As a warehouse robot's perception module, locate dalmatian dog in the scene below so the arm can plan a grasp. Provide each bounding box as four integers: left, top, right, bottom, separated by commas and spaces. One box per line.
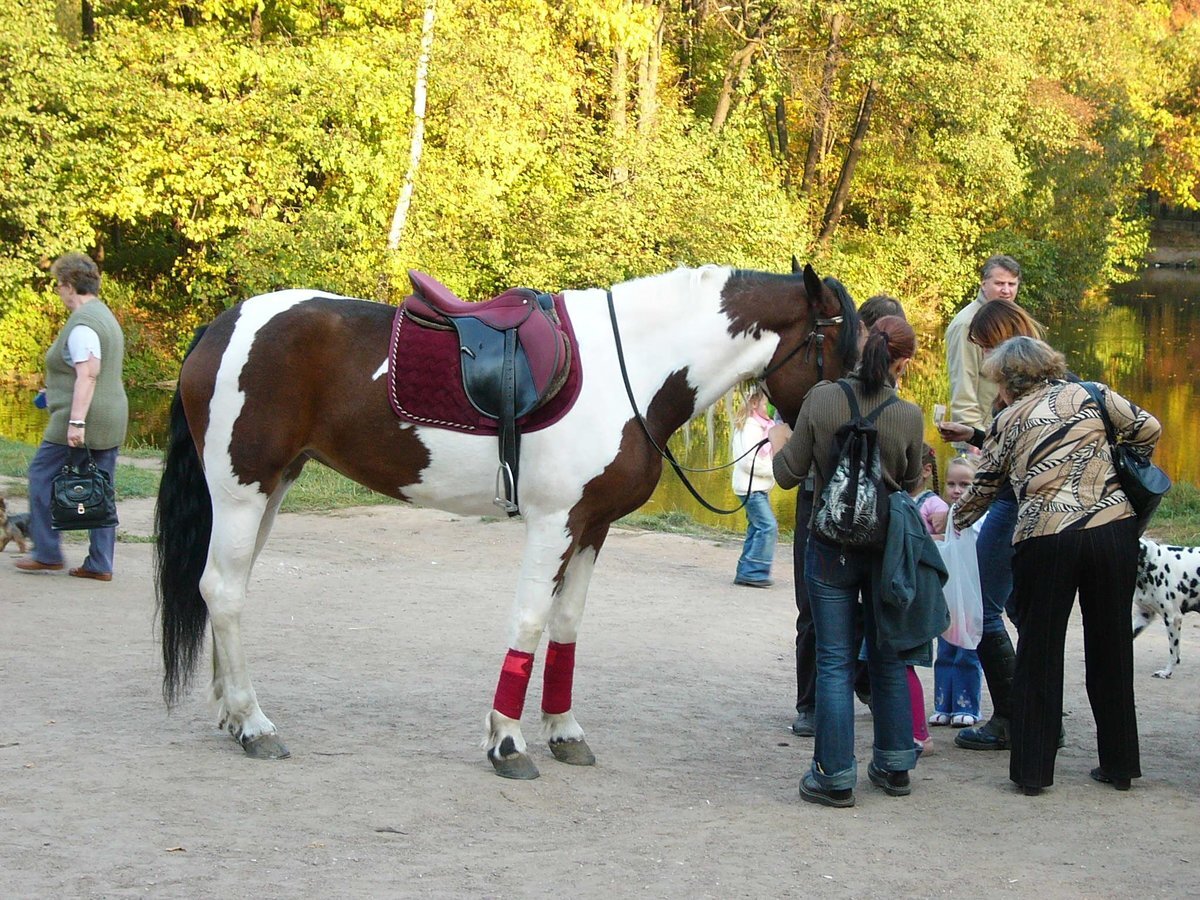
1132, 538, 1200, 678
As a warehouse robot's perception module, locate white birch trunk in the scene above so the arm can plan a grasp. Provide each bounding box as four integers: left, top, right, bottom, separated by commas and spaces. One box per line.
387, 0, 437, 252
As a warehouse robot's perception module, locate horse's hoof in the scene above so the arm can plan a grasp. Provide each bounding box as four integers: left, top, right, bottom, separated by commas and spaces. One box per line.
549, 738, 595, 766
242, 733, 291, 760
490, 751, 540, 780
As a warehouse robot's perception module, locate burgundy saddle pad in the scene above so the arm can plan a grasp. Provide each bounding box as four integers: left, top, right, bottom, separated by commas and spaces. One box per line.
387, 292, 583, 435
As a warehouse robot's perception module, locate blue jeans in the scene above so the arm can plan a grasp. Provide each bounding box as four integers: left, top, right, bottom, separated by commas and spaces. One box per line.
933, 637, 982, 717
977, 486, 1018, 635
735, 490, 777, 583
805, 538, 918, 790
26, 441, 119, 574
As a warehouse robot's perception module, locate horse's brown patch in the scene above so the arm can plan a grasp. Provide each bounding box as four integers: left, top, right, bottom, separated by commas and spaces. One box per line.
720, 271, 812, 338
179, 306, 241, 461
225, 297, 430, 497
557, 368, 699, 584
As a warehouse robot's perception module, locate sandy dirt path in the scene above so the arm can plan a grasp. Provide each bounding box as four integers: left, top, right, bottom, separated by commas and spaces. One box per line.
1, 497, 1198, 898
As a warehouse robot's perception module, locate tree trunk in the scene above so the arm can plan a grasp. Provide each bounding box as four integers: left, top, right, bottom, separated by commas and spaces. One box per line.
250, 5, 262, 44
801, 11, 843, 194
81, 0, 95, 39
710, 40, 757, 133
386, 0, 437, 253
636, 1, 665, 135
611, 42, 628, 182
817, 79, 879, 245
775, 95, 789, 158
760, 96, 777, 157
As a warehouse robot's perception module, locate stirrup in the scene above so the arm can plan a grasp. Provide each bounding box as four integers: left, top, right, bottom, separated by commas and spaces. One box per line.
493, 463, 518, 513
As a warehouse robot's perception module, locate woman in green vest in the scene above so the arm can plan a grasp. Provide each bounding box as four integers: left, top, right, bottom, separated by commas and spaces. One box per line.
15, 251, 127, 582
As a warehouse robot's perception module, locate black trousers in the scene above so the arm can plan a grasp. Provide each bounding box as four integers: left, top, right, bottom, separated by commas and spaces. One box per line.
1008, 517, 1141, 789
795, 489, 869, 713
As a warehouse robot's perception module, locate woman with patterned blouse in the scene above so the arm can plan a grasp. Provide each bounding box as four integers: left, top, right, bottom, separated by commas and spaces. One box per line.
952, 337, 1161, 796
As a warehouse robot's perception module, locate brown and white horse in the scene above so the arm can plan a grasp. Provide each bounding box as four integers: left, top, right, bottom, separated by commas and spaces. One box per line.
155, 262, 860, 778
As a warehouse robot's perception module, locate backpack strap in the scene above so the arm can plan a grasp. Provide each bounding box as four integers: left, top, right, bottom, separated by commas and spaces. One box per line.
836, 378, 899, 422
835, 379, 861, 419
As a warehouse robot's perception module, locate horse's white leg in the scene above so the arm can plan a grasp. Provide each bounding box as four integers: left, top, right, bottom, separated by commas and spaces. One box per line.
484, 514, 573, 779
203, 490, 289, 759
541, 542, 600, 766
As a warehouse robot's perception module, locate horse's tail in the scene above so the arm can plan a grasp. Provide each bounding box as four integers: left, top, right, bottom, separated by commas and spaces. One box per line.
155, 328, 212, 707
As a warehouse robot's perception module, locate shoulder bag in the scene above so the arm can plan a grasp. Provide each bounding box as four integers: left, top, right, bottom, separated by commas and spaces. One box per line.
50, 449, 119, 531
1080, 382, 1170, 531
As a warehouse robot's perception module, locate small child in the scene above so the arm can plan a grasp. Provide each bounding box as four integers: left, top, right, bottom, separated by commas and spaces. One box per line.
906, 444, 947, 754
731, 387, 778, 588
928, 456, 984, 729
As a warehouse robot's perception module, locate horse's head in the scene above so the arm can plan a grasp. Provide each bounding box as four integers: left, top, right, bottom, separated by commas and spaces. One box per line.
739, 260, 860, 426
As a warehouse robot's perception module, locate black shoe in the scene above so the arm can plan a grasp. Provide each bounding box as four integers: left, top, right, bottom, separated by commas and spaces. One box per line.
790, 710, 815, 737
867, 762, 911, 797
799, 773, 855, 808
1020, 784, 1043, 796
1090, 767, 1131, 791
955, 716, 1009, 750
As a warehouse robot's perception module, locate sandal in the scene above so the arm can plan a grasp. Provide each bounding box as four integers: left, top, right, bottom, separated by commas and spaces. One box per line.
928, 712, 952, 726
950, 713, 979, 728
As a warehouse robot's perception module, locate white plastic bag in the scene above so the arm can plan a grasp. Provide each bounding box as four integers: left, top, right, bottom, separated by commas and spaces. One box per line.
936, 514, 983, 649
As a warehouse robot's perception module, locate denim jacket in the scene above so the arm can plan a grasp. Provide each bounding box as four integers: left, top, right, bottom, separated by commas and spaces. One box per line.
873, 492, 950, 661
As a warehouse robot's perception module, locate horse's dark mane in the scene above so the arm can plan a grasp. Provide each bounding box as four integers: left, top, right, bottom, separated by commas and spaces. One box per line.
821, 276, 862, 371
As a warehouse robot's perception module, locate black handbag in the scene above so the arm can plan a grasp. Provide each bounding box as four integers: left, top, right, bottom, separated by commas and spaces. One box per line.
50, 449, 119, 531
1080, 382, 1170, 530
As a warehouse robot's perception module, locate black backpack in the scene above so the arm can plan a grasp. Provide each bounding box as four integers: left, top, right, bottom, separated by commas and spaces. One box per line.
812, 380, 899, 550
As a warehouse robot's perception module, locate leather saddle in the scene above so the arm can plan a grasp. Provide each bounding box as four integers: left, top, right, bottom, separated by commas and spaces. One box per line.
403, 270, 572, 514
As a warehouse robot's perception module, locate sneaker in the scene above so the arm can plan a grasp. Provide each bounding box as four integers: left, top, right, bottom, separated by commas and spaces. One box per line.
734, 577, 773, 588
955, 716, 1009, 750
799, 773, 855, 808
867, 762, 911, 797
928, 712, 952, 727
950, 713, 978, 728
790, 710, 815, 737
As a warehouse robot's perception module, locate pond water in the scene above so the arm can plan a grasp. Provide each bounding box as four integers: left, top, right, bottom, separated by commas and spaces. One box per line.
1, 269, 1196, 532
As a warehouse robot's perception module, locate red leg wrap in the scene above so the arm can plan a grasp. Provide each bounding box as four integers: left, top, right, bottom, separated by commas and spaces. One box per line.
493, 649, 535, 720
542, 641, 576, 716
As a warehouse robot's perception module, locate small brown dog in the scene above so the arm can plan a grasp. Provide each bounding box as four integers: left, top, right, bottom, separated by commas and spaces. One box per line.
0, 497, 33, 554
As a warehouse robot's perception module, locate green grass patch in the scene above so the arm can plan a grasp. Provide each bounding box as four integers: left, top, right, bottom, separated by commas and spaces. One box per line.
1146, 481, 1200, 546
0, 436, 161, 499
279, 464, 398, 512
616, 510, 743, 540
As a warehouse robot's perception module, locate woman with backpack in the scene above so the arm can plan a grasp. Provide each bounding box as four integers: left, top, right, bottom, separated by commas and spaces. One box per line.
769, 315, 925, 808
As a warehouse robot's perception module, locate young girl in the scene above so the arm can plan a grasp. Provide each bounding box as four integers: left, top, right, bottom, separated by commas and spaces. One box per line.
928, 456, 984, 728
906, 444, 948, 753
731, 387, 778, 588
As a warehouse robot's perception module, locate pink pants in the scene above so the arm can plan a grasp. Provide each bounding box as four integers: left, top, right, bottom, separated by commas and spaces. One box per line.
908, 666, 929, 742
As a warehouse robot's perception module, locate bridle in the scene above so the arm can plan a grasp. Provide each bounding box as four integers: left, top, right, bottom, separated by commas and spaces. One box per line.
605, 290, 842, 516
759, 312, 845, 406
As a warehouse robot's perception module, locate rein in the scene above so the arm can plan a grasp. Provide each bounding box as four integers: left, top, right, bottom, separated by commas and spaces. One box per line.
605, 290, 831, 516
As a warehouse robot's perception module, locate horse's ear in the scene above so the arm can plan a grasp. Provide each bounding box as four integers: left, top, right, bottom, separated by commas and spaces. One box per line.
802, 263, 839, 317
791, 255, 802, 274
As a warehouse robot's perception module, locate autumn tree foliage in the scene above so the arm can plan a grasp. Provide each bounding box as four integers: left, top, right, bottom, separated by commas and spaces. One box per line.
1, 0, 1197, 379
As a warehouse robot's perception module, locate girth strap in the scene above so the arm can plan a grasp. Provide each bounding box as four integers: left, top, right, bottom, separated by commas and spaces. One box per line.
497, 327, 520, 515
